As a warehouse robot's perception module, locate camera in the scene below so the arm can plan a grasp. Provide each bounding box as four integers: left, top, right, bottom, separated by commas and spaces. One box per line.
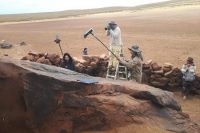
104, 25, 111, 31
54, 34, 61, 44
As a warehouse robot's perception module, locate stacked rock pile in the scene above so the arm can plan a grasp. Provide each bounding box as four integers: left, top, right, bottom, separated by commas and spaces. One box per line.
142, 60, 200, 94
21, 52, 200, 94
21, 52, 109, 77
74, 54, 109, 77
143, 61, 182, 89
21, 52, 61, 66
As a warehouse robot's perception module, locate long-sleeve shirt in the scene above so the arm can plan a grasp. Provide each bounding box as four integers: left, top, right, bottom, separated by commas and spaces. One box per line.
181, 64, 196, 81
107, 27, 122, 46
119, 56, 142, 83
60, 60, 75, 71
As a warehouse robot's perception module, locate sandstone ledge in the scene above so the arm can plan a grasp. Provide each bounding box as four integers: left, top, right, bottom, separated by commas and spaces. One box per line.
0, 58, 199, 133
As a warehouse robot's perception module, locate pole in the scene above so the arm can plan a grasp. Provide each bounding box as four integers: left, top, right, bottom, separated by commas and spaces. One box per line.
90, 33, 119, 60
58, 42, 64, 57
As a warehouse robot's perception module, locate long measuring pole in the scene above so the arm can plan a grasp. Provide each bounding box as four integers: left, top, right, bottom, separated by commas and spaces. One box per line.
90, 33, 119, 60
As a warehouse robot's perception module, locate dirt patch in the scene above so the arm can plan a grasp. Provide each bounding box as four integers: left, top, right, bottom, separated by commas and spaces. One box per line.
175, 91, 200, 125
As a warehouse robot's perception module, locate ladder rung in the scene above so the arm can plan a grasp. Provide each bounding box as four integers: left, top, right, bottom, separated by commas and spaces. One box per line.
118, 72, 127, 74
119, 78, 127, 80
118, 66, 126, 68
106, 62, 128, 80
107, 75, 116, 78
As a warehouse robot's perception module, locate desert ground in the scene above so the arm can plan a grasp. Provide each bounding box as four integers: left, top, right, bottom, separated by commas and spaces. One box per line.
0, 5, 200, 132
0, 5, 200, 70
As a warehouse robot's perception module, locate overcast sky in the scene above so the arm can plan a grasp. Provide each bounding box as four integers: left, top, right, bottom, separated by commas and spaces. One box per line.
0, 0, 169, 14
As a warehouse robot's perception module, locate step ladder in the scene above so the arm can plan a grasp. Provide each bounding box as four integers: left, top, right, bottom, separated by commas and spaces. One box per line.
118, 64, 128, 80
106, 62, 128, 80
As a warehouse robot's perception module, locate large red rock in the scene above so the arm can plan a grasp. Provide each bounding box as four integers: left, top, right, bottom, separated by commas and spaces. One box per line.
0, 58, 200, 133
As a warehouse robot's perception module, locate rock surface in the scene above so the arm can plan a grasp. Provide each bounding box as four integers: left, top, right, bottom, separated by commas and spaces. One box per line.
0, 41, 12, 49
0, 58, 199, 133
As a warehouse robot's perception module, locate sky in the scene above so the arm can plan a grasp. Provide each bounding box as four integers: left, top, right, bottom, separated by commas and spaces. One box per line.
0, 0, 169, 15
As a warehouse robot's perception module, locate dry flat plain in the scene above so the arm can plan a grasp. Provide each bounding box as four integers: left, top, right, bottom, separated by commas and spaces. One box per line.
0, 4, 200, 133
0, 6, 200, 71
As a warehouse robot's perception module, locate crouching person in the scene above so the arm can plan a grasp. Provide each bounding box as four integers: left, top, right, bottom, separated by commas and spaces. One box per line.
181, 57, 196, 100
118, 45, 143, 83
60, 53, 75, 71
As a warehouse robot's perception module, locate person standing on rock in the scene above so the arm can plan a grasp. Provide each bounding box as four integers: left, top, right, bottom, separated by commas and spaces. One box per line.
106, 21, 123, 71
117, 45, 143, 83
181, 57, 196, 100
60, 53, 75, 71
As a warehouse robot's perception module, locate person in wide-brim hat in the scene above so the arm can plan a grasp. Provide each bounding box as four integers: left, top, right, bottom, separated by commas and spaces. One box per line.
128, 45, 141, 53
106, 20, 123, 71
128, 45, 143, 61
117, 44, 143, 83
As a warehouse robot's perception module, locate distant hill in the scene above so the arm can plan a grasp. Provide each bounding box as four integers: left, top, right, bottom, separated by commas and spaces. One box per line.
0, 0, 200, 23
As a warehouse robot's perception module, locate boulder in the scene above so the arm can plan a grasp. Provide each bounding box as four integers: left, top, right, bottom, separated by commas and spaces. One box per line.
19, 41, 27, 46
75, 63, 86, 73
146, 59, 153, 65
152, 69, 164, 74
151, 62, 162, 71
150, 81, 167, 88
0, 41, 13, 49
36, 57, 52, 65
46, 54, 61, 66
78, 59, 90, 66
163, 67, 172, 73
0, 44, 12, 49
90, 61, 97, 67
0, 58, 199, 133
164, 70, 173, 78
163, 63, 173, 68
195, 73, 200, 81
100, 54, 109, 60
155, 77, 170, 85
38, 52, 47, 57
22, 55, 36, 61
28, 51, 38, 56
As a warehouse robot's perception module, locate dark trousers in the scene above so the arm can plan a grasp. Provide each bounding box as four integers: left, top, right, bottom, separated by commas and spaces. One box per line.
182, 80, 194, 96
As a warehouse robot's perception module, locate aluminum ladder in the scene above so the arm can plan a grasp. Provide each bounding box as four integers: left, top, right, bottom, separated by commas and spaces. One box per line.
106, 62, 128, 80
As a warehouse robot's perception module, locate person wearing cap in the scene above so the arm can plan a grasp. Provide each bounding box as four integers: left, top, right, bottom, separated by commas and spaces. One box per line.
106, 21, 123, 70
181, 57, 196, 100
118, 45, 143, 83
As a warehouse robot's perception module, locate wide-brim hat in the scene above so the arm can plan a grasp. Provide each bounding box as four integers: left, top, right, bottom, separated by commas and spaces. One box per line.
128, 45, 141, 53
187, 57, 193, 63
108, 21, 117, 25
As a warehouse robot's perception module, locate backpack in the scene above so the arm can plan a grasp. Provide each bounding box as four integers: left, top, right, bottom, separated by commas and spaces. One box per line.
184, 71, 195, 81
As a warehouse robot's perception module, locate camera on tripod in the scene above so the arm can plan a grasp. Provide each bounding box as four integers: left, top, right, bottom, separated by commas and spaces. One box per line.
54, 34, 61, 44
